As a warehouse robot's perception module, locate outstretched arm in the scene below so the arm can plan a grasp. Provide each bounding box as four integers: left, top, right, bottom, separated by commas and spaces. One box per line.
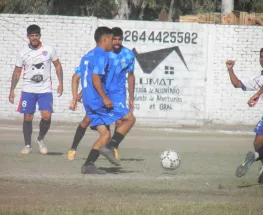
225, 60, 242, 88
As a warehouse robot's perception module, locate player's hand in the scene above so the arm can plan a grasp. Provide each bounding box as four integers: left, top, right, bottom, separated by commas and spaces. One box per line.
248, 93, 260, 107
129, 98, 134, 113
57, 83, 63, 97
226, 60, 235, 70
9, 91, 15, 104
103, 97, 113, 108
69, 99, 78, 111
77, 91, 82, 102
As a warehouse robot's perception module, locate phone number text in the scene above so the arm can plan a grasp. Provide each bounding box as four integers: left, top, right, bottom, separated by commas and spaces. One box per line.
124, 30, 198, 44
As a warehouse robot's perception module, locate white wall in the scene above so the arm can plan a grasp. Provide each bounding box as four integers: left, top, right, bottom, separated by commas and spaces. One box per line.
208, 25, 263, 125
0, 14, 263, 127
0, 14, 98, 122
99, 20, 208, 126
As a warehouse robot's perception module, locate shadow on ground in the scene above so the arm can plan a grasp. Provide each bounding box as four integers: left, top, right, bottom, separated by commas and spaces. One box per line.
99, 167, 135, 174
46, 152, 64, 156
237, 184, 263, 188
120, 158, 144, 162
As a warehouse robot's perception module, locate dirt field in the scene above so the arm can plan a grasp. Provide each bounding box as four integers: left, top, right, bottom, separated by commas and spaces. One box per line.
1, 123, 263, 215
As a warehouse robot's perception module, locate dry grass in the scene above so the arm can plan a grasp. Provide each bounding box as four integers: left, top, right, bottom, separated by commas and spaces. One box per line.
1, 129, 263, 215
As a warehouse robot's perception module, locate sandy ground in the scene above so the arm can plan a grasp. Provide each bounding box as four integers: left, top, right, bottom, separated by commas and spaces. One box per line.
0, 121, 263, 214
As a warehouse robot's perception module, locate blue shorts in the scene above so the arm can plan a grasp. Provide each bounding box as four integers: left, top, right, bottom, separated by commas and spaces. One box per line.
254, 117, 263, 135
109, 93, 127, 107
17, 92, 53, 114
85, 100, 130, 128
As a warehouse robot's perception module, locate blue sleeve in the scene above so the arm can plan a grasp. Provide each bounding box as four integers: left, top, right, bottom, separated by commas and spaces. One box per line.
77, 56, 89, 77
93, 54, 108, 75
74, 66, 81, 76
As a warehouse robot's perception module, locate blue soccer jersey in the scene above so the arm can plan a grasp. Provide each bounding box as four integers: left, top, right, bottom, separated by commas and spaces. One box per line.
77, 47, 109, 110
107, 46, 135, 97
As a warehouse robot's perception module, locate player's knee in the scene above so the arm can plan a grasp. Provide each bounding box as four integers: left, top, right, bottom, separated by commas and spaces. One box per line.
127, 114, 136, 125
101, 129, 110, 142
24, 114, 34, 121
42, 116, 51, 121
131, 115, 136, 124
115, 120, 122, 128
81, 117, 91, 128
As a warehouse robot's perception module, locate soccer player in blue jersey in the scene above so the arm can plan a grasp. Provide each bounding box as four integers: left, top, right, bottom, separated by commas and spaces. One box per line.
68, 27, 136, 164
100, 27, 136, 159
70, 26, 118, 174
226, 49, 263, 183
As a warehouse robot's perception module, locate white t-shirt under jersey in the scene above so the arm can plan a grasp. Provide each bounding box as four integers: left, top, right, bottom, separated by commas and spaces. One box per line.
240, 73, 263, 91
15, 43, 58, 93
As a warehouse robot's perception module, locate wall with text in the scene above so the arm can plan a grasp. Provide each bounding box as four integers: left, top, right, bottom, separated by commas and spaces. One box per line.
0, 14, 263, 127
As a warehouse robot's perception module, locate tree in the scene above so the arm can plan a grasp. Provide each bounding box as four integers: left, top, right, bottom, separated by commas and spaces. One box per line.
114, 0, 131, 20
235, 0, 263, 12
0, 0, 54, 14
1, 0, 263, 20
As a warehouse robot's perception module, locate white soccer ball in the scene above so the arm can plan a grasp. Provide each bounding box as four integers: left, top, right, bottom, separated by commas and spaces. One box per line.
160, 149, 181, 170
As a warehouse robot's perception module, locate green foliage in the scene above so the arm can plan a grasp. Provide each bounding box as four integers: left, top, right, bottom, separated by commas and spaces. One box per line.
235, 0, 263, 12
52, 0, 117, 18
0, 0, 263, 20
0, 0, 53, 14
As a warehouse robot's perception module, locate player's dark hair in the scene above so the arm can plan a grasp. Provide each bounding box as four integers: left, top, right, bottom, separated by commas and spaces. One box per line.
27, 24, 41, 35
112, 27, 123, 37
94, 27, 113, 43
260, 48, 263, 54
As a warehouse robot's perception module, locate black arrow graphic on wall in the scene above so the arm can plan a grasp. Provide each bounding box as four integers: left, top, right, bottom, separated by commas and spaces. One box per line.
132, 46, 189, 74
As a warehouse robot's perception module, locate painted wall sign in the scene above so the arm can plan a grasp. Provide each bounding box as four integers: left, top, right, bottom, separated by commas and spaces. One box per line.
95, 21, 208, 124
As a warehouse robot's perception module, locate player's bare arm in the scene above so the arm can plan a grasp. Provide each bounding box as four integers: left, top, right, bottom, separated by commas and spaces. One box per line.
9, 67, 22, 104
77, 90, 82, 102
226, 60, 242, 88
53, 59, 63, 96
128, 72, 135, 112
248, 86, 263, 107
69, 73, 80, 111
92, 74, 113, 108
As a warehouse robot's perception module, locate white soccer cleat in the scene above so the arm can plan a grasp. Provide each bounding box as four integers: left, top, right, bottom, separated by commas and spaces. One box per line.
20, 145, 32, 155
36, 138, 48, 155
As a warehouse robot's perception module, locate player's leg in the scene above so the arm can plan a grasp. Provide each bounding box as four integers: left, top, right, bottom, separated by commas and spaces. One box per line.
107, 112, 136, 160
36, 93, 53, 155
236, 118, 263, 178
18, 92, 37, 154
20, 114, 34, 154
68, 115, 91, 160
109, 112, 136, 148
81, 125, 110, 174
258, 165, 263, 183
253, 135, 263, 183
87, 106, 121, 166
104, 97, 136, 159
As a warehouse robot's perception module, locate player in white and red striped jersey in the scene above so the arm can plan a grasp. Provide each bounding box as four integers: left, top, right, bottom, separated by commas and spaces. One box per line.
8, 24, 63, 155
226, 48, 263, 183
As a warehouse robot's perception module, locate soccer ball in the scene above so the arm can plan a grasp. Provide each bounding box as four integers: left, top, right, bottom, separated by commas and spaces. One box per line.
160, 149, 181, 170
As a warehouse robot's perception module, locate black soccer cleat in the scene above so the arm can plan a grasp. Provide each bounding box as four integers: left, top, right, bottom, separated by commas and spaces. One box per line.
81, 164, 107, 174
235, 152, 255, 178
100, 145, 121, 166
